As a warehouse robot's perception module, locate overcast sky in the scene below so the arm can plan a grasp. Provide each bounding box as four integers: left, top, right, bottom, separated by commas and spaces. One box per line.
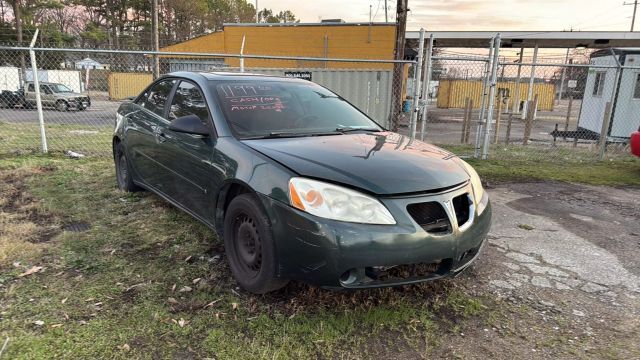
260, 0, 635, 32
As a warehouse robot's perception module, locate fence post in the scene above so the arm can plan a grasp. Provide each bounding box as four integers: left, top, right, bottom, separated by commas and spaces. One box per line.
419, 33, 434, 141
409, 28, 426, 141
481, 34, 501, 159
563, 93, 574, 138
474, 38, 494, 158
505, 111, 513, 145
522, 94, 538, 145
493, 93, 504, 144
28, 29, 47, 153
598, 102, 613, 160
523, 43, 538, 120
465, 99, 473, 143
599, 50, 622, 160
461, 97, 470, 143
239, 35, 246, 73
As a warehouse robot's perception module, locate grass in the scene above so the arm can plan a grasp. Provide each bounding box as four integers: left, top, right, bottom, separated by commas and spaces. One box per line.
0, 155, 496, 359
0, 122, 112, 156
440, 144, 640, 186
1, 129, 639, 358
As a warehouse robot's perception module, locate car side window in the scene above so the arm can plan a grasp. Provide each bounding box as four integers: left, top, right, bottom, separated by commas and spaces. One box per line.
139, 79, 175, 117
168, 81, 211, 125
40, 85, 52, 94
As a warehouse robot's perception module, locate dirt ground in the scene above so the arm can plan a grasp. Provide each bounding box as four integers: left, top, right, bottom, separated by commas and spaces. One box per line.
447, 181, 640, 358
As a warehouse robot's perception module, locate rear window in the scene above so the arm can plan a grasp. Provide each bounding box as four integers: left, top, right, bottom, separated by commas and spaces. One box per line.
212, 80, 380, 138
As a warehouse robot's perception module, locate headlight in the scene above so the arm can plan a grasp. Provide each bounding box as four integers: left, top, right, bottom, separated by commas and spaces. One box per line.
288, 177, 396, 225
459, 160, 488, 215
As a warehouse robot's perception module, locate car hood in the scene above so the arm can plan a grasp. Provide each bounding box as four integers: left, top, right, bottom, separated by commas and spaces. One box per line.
243, 132, 470, 195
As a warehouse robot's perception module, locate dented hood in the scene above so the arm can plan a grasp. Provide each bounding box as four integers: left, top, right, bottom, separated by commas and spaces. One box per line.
243, 132, 469, 195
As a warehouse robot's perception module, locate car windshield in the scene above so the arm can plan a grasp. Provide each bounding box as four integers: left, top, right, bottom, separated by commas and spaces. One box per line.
212, 80, 382, 139
50, 84, 73, 93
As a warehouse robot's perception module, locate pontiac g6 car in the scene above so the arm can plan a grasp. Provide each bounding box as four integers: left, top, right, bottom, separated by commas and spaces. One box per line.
112, 72, 491, 294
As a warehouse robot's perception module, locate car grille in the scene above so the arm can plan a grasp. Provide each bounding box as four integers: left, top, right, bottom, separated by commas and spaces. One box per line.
407, 202, 452, 234
407, 192, 473, 234
452, 193, 472, 227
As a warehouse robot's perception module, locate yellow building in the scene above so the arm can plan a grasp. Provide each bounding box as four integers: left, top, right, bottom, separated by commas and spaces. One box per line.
160, 22, 397, 70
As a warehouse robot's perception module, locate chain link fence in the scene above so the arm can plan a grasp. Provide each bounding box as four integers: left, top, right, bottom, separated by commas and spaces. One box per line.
1, 36, 639, 164
0, 45, 413, 156
414, 38, 640, 162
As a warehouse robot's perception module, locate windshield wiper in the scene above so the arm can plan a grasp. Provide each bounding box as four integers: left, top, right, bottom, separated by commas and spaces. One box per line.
335, 126, 382, 133
243, 131, 342, 140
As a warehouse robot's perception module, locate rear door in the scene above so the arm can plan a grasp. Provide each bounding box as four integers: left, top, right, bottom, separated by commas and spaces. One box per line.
40, 84, 55, 106
159, 80, 220, 221
125, 78, 177, 192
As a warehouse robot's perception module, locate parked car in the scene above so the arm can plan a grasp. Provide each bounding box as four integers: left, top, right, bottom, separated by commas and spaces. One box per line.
24, 82, 91, 111
112, 72, 492, 294
0, 89, 25, 108
631, 127, 640, 157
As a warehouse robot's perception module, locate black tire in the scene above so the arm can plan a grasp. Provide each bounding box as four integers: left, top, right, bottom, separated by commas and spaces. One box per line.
55, 100, 69, 112
0, 99, 7, 108
23, 101, 33, 109
224, 194, 288, 294
114, 141, 142, 192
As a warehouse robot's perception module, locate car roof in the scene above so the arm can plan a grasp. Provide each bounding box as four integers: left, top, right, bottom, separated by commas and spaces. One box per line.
25, 81, 61, 85
165, 71, 310, 83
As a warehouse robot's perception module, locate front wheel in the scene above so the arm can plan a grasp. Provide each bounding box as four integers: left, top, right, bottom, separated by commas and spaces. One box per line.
114, 142, 142, 192
224, 194, 288, 294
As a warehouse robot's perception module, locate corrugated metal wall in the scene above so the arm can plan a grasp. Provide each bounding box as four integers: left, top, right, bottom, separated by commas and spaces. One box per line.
108, 73, 153, 100
437, 80, 556, 111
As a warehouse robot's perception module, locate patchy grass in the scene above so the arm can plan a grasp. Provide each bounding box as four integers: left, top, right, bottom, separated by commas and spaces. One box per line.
0, 122, 112, 156
439, 144, 640, 186
0, 155, 500, 359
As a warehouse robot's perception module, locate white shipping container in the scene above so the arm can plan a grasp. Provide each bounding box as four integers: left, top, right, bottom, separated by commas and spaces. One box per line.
0, 67, 21, 91
25, 69, 84, 93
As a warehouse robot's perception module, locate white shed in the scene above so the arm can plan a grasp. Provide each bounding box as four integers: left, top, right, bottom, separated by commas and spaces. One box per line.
577, 48, 640, 140
75, 58, 105, 70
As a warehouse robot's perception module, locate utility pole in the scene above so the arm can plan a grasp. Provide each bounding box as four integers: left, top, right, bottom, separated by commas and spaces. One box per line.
385, 0, 389, 22
256, 0, 259, 23
152, 0, 160, 78
625, 1, 638, 31
390, 0, 408, 131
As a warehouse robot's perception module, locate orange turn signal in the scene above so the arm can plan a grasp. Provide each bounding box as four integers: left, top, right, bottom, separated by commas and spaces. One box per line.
289, 182, 305, 210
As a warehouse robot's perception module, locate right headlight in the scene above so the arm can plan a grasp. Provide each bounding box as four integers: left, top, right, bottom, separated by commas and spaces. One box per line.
459, 160, 488, 215
288, 177, 396, 225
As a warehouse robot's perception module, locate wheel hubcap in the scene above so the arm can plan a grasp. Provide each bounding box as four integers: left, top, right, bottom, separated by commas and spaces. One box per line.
234, 214, 262, 275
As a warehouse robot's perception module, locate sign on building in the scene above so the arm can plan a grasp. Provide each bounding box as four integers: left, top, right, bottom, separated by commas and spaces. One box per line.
567, 80, 578, 89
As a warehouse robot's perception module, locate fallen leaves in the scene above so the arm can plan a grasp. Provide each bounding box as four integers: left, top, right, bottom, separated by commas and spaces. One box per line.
33, 320, 45, 326
171, 318, 189, 328
18, 266, 43, 277
178, 286, 192, 293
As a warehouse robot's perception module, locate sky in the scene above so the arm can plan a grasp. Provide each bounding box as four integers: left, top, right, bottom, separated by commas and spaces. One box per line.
260, 0, 636, 32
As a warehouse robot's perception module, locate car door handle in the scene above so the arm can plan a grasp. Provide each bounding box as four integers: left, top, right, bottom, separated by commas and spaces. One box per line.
157, 132, 167, 143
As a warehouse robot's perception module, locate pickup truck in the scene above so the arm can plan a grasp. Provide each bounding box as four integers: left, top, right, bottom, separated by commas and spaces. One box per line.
24, 82, 91, 111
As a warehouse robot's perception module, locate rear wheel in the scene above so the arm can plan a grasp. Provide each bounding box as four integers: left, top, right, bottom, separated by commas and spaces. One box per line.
224, 194, 288, 294
114, 141, 142, 192
55, 100, 68, 112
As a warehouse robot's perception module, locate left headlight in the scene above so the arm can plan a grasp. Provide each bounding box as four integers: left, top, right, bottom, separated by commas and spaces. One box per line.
288, 177, 396, 225
459, 160, 489, 215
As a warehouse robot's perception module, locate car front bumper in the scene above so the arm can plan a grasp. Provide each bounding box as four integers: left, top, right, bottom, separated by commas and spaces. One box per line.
258, 182, 492, 289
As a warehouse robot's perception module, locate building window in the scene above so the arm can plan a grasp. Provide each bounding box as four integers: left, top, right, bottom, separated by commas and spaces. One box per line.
593, 72, 606, 97
634, 73, 640, 99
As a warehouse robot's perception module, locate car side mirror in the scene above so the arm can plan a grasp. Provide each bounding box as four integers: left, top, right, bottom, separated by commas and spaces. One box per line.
168, 114, 210, 136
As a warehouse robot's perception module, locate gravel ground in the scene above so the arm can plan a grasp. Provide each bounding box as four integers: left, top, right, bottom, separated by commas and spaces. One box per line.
447, 181, 640, 358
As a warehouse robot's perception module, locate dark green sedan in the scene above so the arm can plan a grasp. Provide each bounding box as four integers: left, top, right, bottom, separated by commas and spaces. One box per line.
112, 72, 491, 294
